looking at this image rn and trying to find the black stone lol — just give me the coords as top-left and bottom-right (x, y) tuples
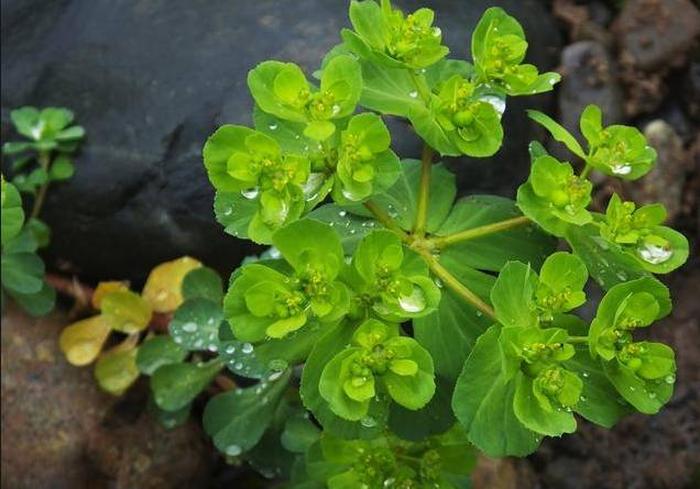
(1, 0), (562, 281)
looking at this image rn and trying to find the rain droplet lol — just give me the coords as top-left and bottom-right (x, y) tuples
(225, 345), (236, 354)
(360, 416), (377, 428)
(480, 95), (506, 116)
(223, 206), (233, 216)
(638, 242), (673, 264)
(338, 210), (347, 217)
(408, 90), (418, 99)
(268, 122), (278, 130)
(241, 187), (260, 200)
(398, 286), (426, 313)
(241, 343), (254, 354)
(664, 374), (676, 384)
(432, 27), (441, 37)
(225, 444), (242, 456)
(182, 322), (198, 333)
(234, 362), (244, 370)
(208, 344), (218, 352)
(611, 163), (632, 175)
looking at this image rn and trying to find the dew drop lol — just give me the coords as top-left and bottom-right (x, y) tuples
(611, 163), (632, 175)
(182, 322), (198, 333)
(398, 286), (426, 313)
(234, 361), (244, 370)
(241, 187), (260, 200)
(479, 95), (506, 116)
(225, 444), (242, 456)
(338, 210), (347, 217)
(408, 90), (419, 99)
(242, 343), (254, 354)
(225, 345), (236, 354)
(664, 374), (676, 384)
(638, 242), (673, 264)
(360, 416), (377, 428)
(268, 122), (278, 130)
(223, 206), (233, 216)
(208, 344), (218, 352)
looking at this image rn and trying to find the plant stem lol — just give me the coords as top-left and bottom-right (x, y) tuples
(409, 70), (432, 104)
(413, 144), (434, 237)
(30, 151), (51, 219)
(417, 249), (496, 319)
(580, 163), (592, 179)
(363, 200), (407, 238)
(568, 336), (589, 344)
(432, 215), (531, 248)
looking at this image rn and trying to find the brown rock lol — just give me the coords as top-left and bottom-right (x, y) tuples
(614, 0), (700, 72)
(1, 302), (214, 489)
(623, 119), (690, 222)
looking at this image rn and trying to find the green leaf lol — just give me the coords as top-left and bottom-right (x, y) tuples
(148, 397), (191, 429)
(202, 124), (257, 192)
(301, 322), (388, 439)
(307, 204), (379, 254)
(203, 369), (291, 455)
(566, 224), (649, 290)
(356, 59), (421, 117)
(527, 110), (586, 159)
(490, 261), (539, 328)
(136, 336), (188, 375)
(387, 378), (455, 441)
(7, 279), (55, 316)
(272, 219), (344, 277)
(55, 125), (85, 141)
(100, 290), (152, 334)
(151, 359), (224, 411)
(1, 178), (25, 245)
(282, 413), (321, 453)
(436, 195), (556, 272)
(452, 326), (540, 457)
(605, 359), (674, 415)
(513, 372), (577, 436)
(10, 107), (41, 139)
(214, 190), (258, 239)
(1, 252), (44, 294)
(48, 155), (75, 181)
(169, 298), (223, 352)
(181, 266), (224, 303)
(253, 105), (312, 154)
(414, 253), (494, 381)
(347, 159), (456, 233)
(248, 61), (310, 123)
(407, 104), (459, 156)
(94, 346), (139, 396)
(564, 347), (632, 428)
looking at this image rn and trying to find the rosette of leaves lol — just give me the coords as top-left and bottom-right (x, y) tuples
(247, 54), (362, 141)
(3, 106), (84, 199)
(203, 125), (310, 242)
(1, 176), (55, 315)
(588, 278), (675, 414)
(414, 74), (504, 157)
(297, 429), (475, 489)
(319, 319), (435, 421)
(598, 194), (688, 274)
(332, 113), (400, 203)
(528, 105), (656, 180)
(471, 7), (560, 95)
(224, 219), (349, 343)
(343, 229), (440, 320)
(342, 0), (449, 69)
(59, 256), (201, 395)
(517, 153), (593, 237)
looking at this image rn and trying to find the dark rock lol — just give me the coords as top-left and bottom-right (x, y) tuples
(1, 0), (561, 282)
(613, 0), (700, 72)
(0, 302), (214, 489)
(554, 41), (624, 160)
(683, 60), (700, 122)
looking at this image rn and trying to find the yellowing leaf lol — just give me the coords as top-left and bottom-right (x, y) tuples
(92, 281), (130, 309)
(94, 342), (140, 396)
(101, 290), (153, 333)
(142, 256), (202, 313)
(59, 314), (112, 366)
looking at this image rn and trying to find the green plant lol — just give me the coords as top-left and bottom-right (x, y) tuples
(55, 2), (689, 487)
(1, 106), (85, 315)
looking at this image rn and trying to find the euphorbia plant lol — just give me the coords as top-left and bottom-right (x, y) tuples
(189, 1), (687, 485)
